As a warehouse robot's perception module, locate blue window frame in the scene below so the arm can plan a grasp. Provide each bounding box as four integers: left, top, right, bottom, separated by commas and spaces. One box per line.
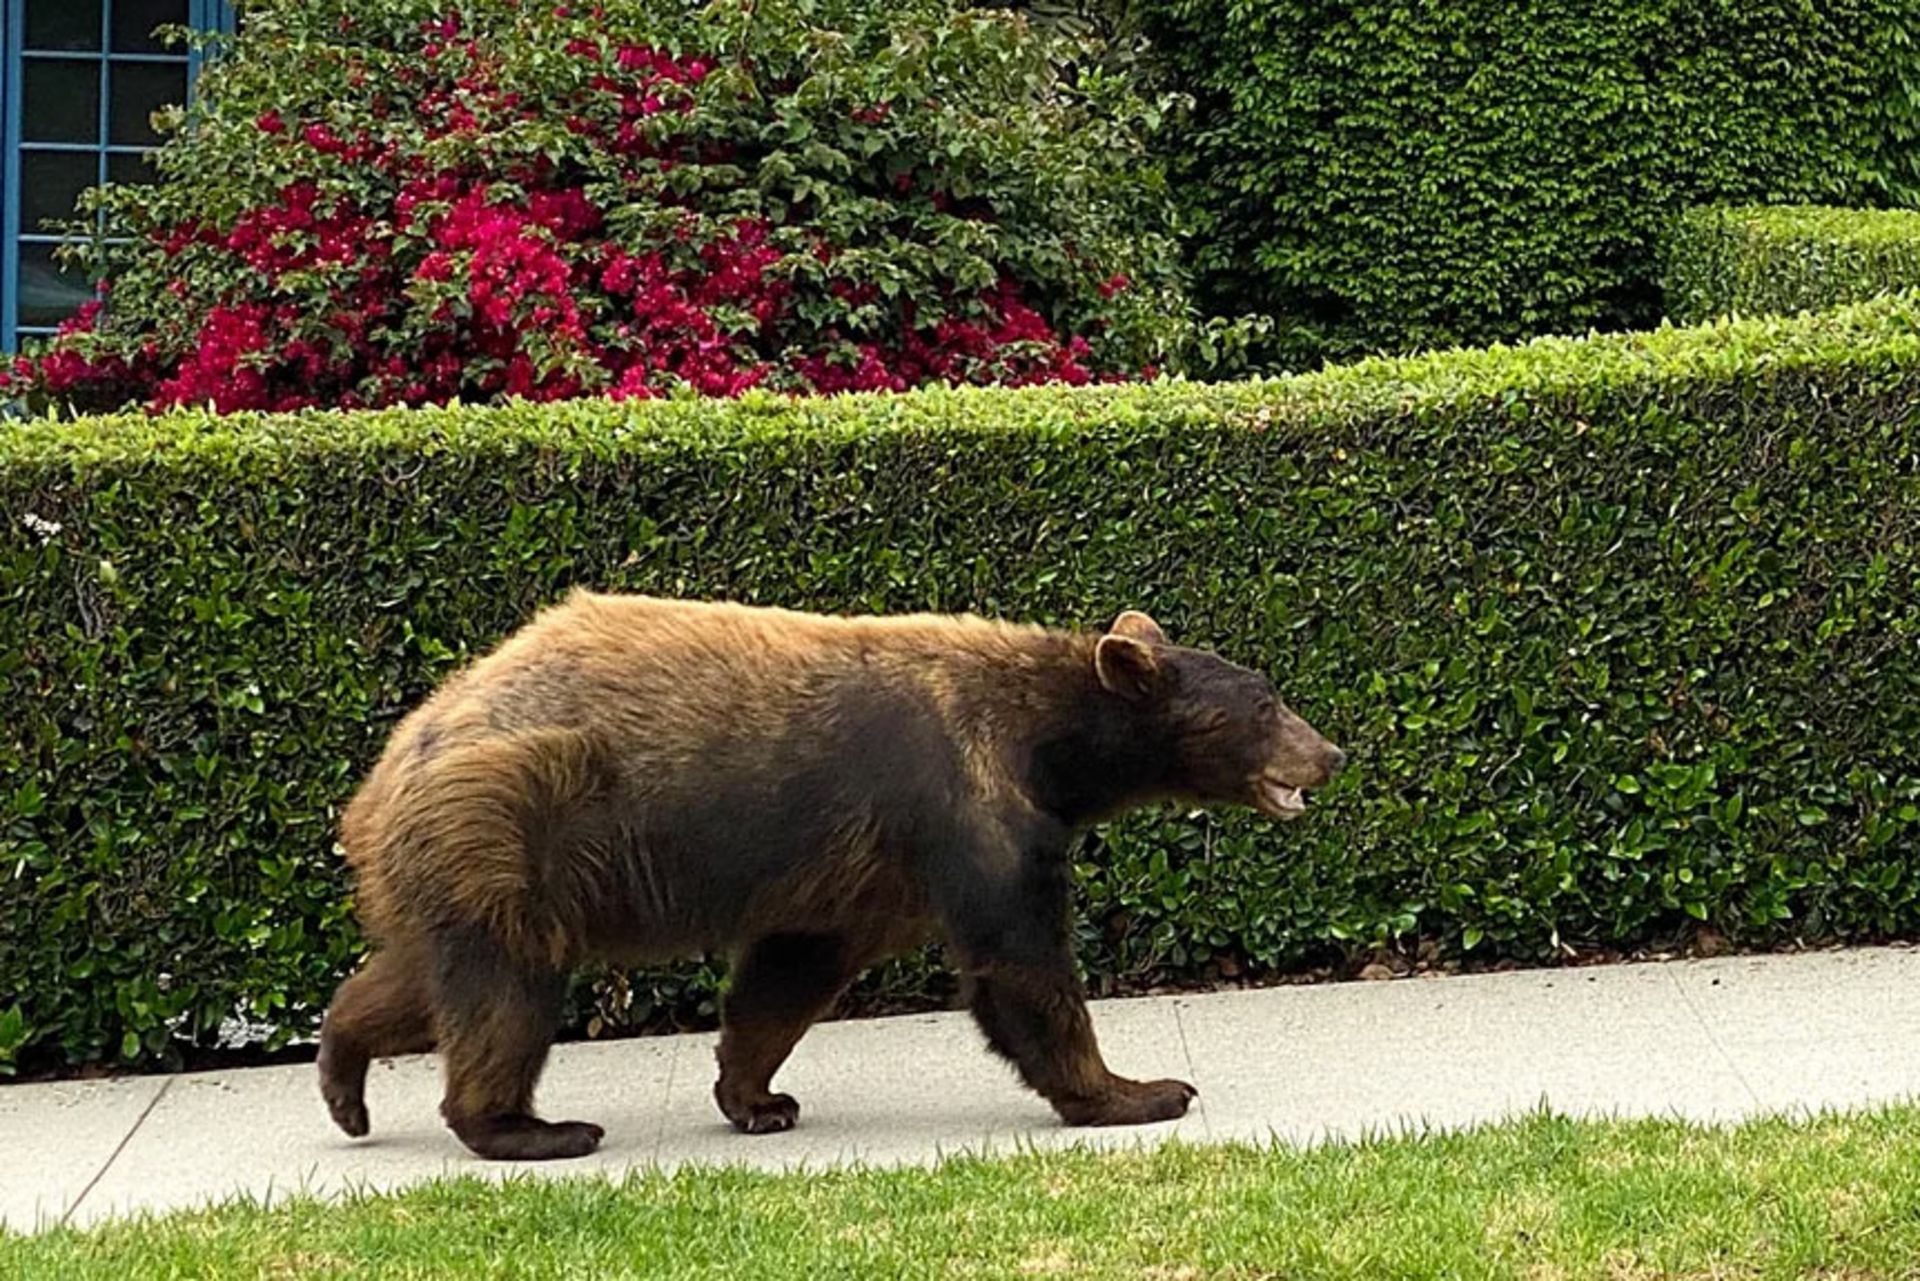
0, 0, 233, 350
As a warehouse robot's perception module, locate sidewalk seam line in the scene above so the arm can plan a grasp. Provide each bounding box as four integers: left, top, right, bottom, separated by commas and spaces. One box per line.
652, 1032, 680, 1163
1169, 998, 1212, 1141
1667, 964, 1761, 1108
63, 1076, 173, 1227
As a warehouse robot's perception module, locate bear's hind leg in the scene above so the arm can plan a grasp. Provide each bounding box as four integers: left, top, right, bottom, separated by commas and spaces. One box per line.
714, 932, 860, 1134
317, 939, 436, 1138
433, 925, 603, 1160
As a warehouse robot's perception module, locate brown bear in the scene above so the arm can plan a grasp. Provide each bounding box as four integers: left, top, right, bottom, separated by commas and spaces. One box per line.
317, 593, 1345, 1160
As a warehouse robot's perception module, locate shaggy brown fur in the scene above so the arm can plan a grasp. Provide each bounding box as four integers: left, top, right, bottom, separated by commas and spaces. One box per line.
318, 593, 1344, 1159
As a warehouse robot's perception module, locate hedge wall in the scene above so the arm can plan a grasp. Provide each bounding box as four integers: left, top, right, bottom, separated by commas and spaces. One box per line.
1665, 206, 1920, 325
4, 296, 1919, 1072
1142, 0, 1920, 366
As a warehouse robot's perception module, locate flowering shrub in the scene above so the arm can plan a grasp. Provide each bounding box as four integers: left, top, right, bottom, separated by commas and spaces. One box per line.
10, 0, 1217, 412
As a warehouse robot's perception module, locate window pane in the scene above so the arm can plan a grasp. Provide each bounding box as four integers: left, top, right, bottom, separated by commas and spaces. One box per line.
23, 59, 102, 144
20, 151, 100, 230
109, 61, 187, 147
112, 0, 188, 55
25, 0, 103, 52
17, 242, 94, 331
107, 150, 158, 187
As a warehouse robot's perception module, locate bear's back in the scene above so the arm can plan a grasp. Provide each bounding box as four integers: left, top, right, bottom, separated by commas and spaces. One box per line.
359, 592, 1068, 816
339, 594, 1072, 953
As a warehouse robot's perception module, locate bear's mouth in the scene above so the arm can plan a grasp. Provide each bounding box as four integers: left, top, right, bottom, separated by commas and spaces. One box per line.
1254, 776, 1311, 820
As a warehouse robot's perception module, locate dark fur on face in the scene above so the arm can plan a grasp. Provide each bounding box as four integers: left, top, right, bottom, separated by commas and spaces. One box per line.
317, 593, 1344, 1161
1085, 609, 1345, 821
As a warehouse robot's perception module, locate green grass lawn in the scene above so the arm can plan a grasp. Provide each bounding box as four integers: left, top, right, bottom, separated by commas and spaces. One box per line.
9, 1105, 1920, 1279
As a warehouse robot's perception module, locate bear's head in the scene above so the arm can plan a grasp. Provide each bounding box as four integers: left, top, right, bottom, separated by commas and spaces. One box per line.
1094, 610, 1345, 821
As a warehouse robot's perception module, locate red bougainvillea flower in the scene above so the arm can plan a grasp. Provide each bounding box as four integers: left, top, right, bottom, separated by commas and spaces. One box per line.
8, 0, 1190, 413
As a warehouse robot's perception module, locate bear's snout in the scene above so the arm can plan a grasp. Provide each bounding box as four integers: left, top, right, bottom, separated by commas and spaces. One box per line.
1248, 711, 1345, 820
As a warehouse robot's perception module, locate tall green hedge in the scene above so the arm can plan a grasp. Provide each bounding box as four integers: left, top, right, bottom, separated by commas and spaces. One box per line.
1142, 0, 1920, 366
4, 296, 1919, 1072
1665, 206, 1920, 325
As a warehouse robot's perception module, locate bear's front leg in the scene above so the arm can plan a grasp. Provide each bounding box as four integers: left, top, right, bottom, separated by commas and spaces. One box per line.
714, 932, 862, 1134
932, 827, 1195, 1128
964, 961, 1196, 1127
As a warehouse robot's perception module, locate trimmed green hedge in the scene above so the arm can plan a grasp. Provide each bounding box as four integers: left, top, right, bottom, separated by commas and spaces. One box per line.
1665, 206, 1920, 325
4, 297, 1919, 1072
1142, 0, 1920, 366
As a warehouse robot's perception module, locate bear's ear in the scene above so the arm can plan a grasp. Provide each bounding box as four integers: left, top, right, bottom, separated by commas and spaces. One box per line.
1108, 610, 1168, 646
1094, 635, 1165, 701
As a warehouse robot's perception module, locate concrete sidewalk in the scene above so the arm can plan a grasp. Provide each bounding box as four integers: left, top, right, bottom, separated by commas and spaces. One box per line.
7, 945, 1920, 1233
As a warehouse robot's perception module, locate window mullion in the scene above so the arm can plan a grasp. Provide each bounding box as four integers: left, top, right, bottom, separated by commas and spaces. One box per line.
96, 1, 110, 239
4, 0, 24, 351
